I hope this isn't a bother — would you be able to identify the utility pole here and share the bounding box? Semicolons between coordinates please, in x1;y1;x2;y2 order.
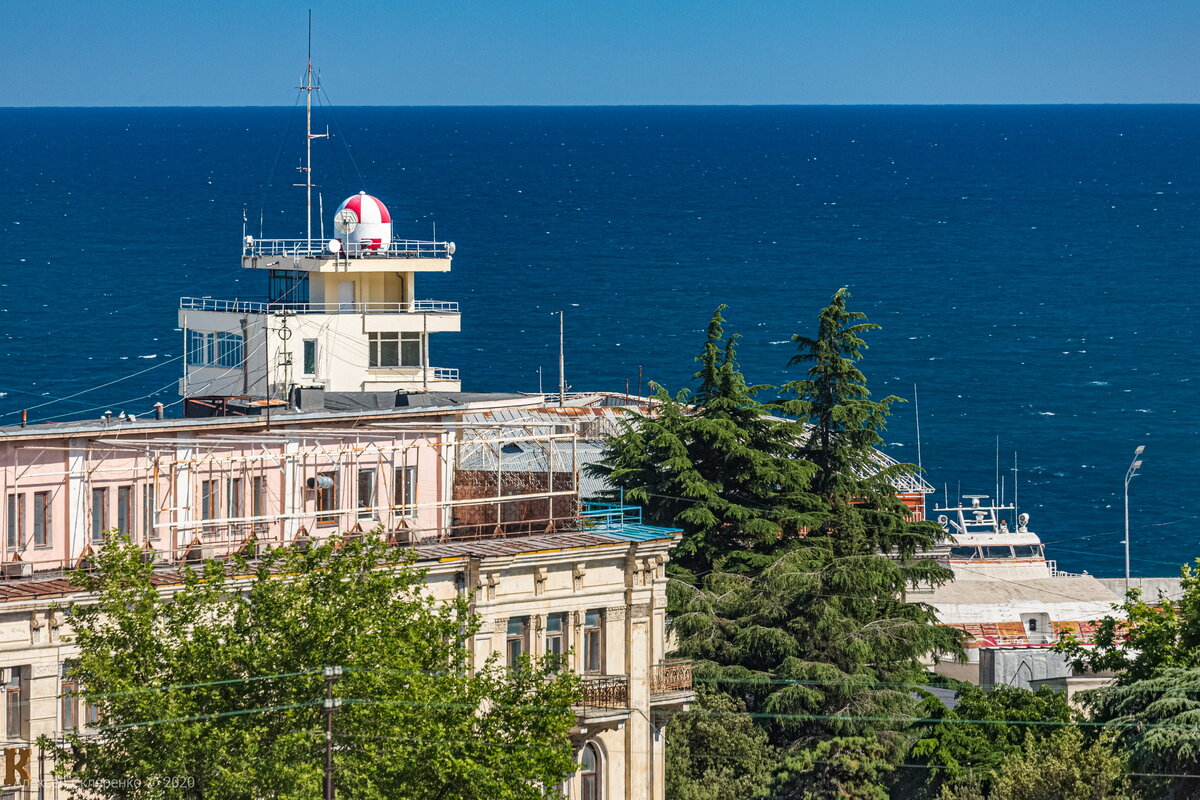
324;665;343;800
556;310;565;408
1124;446;1145;594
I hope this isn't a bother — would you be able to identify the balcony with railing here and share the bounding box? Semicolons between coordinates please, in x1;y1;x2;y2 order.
650;661;694;700
243;238;453;259
575;675;630;728
180;297;459;315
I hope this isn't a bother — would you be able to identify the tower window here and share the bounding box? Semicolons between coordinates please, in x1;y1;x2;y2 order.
267;270;310;306
369;332;421;367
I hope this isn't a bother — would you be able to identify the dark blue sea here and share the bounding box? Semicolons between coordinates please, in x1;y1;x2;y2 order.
0;105;1196;578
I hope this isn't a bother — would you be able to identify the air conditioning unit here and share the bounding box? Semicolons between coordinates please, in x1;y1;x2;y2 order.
3;562;32;579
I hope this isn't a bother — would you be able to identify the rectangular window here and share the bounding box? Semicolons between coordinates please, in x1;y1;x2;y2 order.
267;269;310;306
302;339;318;376
394;466;417;515
6;493;23;550
506;617;529;668
251;475;266;532
32;491;51;548
5;668;23;739
116;486;133;538
84;702;100;728
217;333;244;368
369;332;421;368
91;488;108;542
143;482;158;540
61;672;78;731
316;471;338;525
584;609;604;673
200;480;219;521
228;477;243;521
357;469;376;518
545;613;566;670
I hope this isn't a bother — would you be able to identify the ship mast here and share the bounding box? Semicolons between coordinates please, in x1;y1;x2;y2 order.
296;11;328;252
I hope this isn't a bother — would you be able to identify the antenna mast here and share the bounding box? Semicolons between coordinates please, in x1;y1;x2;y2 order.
296;11;329;252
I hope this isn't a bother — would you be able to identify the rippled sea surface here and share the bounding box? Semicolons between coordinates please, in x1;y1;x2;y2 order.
0;105;1196;576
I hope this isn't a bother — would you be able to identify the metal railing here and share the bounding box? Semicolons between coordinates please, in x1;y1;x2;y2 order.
650;661;693;696
244;238;453;259
579;503;644;528
180;297;459;315
1047;560;1087;578
579;676;629;709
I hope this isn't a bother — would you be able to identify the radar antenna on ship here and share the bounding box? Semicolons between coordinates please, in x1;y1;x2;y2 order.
293;10;330;253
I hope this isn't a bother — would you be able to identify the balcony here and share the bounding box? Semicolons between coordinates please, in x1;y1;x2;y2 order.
180;297;459;315
244;238;453;259
575;675;631;731
650;661;695;710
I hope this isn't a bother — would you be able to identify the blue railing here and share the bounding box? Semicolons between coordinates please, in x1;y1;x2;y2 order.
579;502;644;529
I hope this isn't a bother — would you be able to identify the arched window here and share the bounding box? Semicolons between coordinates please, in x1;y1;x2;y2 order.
580;742;602;800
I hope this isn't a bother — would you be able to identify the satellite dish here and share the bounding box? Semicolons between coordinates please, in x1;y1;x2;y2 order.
327;239;342;254
446;241;456;255
334;208;359;235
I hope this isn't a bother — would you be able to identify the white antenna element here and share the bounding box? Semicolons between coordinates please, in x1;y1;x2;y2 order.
556;311;566;407
913;383;923;472
294;10;329;253
319;192;325;241
994;435;1000;508
1012;451;1019;527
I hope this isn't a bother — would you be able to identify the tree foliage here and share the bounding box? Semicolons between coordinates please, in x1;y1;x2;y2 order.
908;684;1075;797
47;535;579;800
665;687;775;800
959;726;1135;800
598;293;960;799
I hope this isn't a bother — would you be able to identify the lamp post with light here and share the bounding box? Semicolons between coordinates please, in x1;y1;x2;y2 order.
1124;445;1145;594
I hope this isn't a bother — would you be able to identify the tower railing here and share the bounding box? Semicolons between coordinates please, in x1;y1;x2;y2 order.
179;298;459;315
243;238;453;259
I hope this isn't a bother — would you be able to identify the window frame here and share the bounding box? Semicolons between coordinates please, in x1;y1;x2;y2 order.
91;487;108;542
394;466;417;517
302;339;318;376
6;493;24;550
506;617;529;668
316;471;339;526
357;468;377;519
32;491;51;548
580;742;602;800
5;667;23;740
545;613;566;670
369;332;422;368
583;609;604;674
116;485;134;538
143;481;158;541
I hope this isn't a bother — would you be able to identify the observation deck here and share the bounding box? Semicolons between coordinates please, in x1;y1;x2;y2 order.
241;238;454;273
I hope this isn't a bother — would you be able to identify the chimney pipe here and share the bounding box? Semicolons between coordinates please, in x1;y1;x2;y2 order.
20;410;27;428
153;402;165;421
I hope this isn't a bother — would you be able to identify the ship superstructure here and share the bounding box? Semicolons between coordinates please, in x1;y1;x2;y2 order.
179;54;460;404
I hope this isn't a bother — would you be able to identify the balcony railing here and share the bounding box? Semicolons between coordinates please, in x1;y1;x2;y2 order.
579;502;643;528
579;676;629;709
650;661;693;696
180;297;459;315
244;238;453;259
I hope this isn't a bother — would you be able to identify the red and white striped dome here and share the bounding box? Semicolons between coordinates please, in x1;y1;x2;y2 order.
333;191;392;254
336;191;391;225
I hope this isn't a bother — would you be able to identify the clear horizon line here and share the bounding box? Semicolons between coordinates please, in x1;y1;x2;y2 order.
2;101;1199;110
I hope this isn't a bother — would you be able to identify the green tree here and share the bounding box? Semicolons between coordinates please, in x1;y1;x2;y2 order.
983;727;1134;800
604;294;960;799
909;684;1075;797
47;535;579;800
665;688;775;800
595;304;819;575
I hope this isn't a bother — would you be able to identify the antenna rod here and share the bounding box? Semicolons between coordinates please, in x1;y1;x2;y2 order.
913;383;923;472
306;11;313;249
557;310;566;408
1012;451;1019;522
994;435;1000;504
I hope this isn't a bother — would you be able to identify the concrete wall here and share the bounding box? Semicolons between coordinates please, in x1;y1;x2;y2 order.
980;648;1074;690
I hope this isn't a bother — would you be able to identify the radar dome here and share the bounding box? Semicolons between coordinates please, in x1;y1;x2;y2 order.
334;192;392;254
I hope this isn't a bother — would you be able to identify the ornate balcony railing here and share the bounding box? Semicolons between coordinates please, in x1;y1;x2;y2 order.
650;661;693;695
579;676;629;709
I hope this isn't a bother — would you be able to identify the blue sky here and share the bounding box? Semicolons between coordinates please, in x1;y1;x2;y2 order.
5;1;1198;106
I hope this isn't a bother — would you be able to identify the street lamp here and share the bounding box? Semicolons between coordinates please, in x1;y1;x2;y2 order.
1124;445;1145;594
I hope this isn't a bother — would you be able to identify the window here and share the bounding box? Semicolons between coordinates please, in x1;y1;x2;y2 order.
357;469;376;518
368;332;421;368
506;617;529;668
545;613;566;670
84;701;100;728
268;269;310;306
200;480;219;522
32;492;50;548
6;493;24;550
116;485;133;537
394;466;417;515
91;488;108;542
1027;618;1039;632
316;471;338;525
1012;544;1042;559
251;476;266;532
949;546;979;560
584;609;604;673
143;482;158;540
302;339;318;376
228;477;243;521
217;333;244;368
580;743;601;800
5;668;23;740
61;668;79;731
983;545;1013;559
